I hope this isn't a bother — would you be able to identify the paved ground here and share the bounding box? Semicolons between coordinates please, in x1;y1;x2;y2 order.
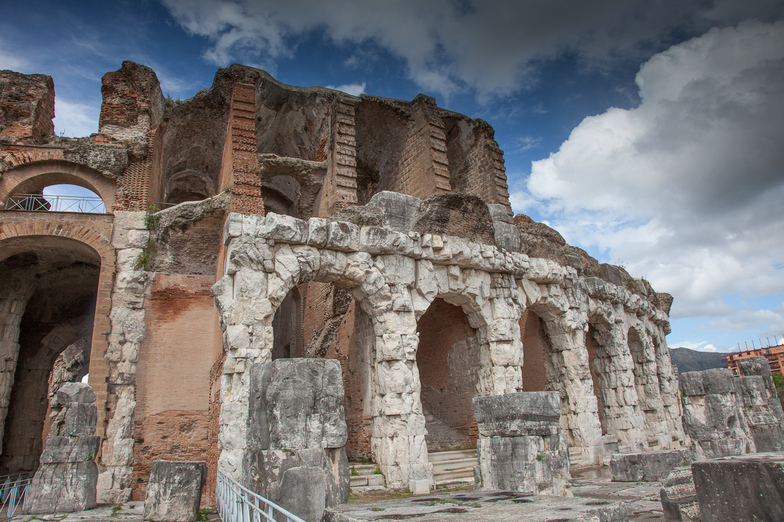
11;467;666;522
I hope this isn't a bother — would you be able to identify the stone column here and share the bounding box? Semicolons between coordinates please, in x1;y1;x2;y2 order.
27;383;100;514
370;305;432;491
545;317;604;466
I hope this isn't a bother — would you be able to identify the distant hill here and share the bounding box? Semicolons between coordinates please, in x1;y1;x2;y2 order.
669;347;731;374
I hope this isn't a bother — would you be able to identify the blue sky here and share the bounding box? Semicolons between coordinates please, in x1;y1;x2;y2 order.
2;0;783;352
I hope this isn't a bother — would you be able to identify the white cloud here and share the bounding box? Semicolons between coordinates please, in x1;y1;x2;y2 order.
53;98;99;138
525;21;784;326
326;82;366;97
161;0;784;98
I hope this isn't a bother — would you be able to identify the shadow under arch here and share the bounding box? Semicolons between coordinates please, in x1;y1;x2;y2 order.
0;160;117;212
0;234;105;473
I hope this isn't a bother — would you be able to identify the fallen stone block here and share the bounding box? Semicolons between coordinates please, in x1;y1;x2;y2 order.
660;466;700;521
143;461;207;522
610;449;691;482
692;452;784;522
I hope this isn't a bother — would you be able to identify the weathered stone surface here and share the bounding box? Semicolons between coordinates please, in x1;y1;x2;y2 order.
692;452;784;522
244;359;350;522
27;383;99;514
680;369;755;460
368;191;421;232
660;466;700;522
99;61;164;143
26;461;99;514
248;359;347;450
610;449;691;482
39;436;100;464
143;461;207;522
414;193;496;246
473;392;569;496
0;70;54;143
323;490;629;522
474;391;560;438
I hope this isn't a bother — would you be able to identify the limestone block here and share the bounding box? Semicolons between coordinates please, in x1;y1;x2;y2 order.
408;479;430;495
368;191;422;232
474;391;561;438
494;220;521;252
143;461;207;522
692;453;784;522
609;449;691;482
247;359;347;451
113;210;147;231
27;461;98;514
222;212;244;242
261;212;308;243
326;221;360;251
659;466;700;522
39;436;100;464
306;217;329;247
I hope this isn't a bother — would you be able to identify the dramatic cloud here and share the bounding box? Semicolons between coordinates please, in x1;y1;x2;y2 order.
53;99;99;138
161;0;784;97
326;82;366;96
522;21;784;336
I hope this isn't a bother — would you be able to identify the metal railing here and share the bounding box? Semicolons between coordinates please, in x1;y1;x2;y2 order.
216;470;304;522
3;194;105;213
0;473;32;521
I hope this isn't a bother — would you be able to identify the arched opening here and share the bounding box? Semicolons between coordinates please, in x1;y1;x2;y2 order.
585;322;611;436
0;161;115;212
520;309;554;392
164;170;215;205
261;176;300;218
272;286;303;360
416;298;479;451
271;281;375;461
0;237;100;474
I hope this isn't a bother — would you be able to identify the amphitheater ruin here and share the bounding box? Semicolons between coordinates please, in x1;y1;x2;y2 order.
2;61;708;512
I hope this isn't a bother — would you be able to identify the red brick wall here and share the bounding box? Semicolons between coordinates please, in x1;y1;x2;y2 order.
520;310;549;392
134;273;219;501
416;298;479;449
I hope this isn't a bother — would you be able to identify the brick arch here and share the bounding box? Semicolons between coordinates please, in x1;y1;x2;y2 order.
0;160;117;211
0;217;116;443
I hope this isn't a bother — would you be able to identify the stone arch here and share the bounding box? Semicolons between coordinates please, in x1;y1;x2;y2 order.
0;160;116;211
416;297;480;451
0;218;116;450
586;310;645;449
164;169;215;205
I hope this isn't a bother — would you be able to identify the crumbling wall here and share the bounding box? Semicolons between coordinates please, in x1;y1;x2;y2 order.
0;71;54;144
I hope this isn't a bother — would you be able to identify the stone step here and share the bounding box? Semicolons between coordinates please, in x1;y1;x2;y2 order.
350;464;379;476
435;468;475;481
427;449;477;463
431;457;478;474
350;474;386;487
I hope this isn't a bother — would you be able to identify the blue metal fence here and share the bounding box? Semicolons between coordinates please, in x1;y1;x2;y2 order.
216;470;304;522
0;473;32;521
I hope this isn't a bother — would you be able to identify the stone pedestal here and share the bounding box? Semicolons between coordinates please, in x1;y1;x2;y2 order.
143;461;207;522
473;391;570;496
692;452;784;521
680;369;755;460
609;449;691;482
26;383;99;514
244;359;350;522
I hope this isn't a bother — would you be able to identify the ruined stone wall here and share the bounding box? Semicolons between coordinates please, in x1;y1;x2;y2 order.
212;192;678;487
0;71;54;144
